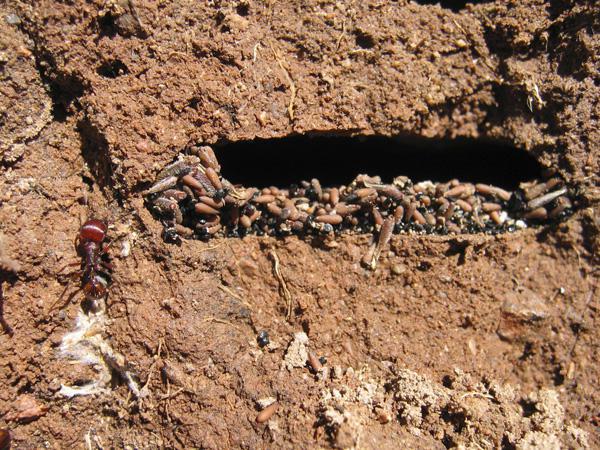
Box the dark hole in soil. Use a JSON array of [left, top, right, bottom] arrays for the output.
[[97, 60, 129, 78], [518, 398, 538, 418], [98, 13, 118, 38], [216, 135, 542, 190], [355, 30, 376, 49], [413, 0, 492, 12], [442, 375, 453, 388]]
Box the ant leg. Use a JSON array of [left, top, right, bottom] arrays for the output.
[[101, 260, 114, 271], [56, 261, 81, 274], [46, 279, 81, 315], [0, 283, 14, 337]]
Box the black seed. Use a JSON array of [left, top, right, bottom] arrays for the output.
[[257, 331, 270, 347]]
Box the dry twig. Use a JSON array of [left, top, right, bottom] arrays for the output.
[[269, 42, 297, 121], [268, 250, 293, 320]]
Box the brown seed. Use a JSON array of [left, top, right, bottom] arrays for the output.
[[524, 207, 548, 220], [205, 167, 222, 190], [315, 214, 343, 225], [474, 183, 494, 195], [444, 184, 467, 198], [372, 207, 384, 227], [404, 203, 416, 222], [424, 212, 436, 226], [355, 188, 376, 199], [267, 202, 283, 217], [198, 146, 221, 172], [366, 216, 395, 270], [229, 207, 240, 226], [455, 199, 473, 212], [240, 215, 252, 228], [249, 210, 262, 222], [437, 197, 450, 211], [315, 207, 327, 216], [256, 402, 278, 423], [421, 195, 431, 207], [524, 181, 549, 200], [475, 184, 511, 201], [254, 194, 276, 204], [446, 220, 461, 234], [207, 223, 222, 235], [283, 198, 298, 211], [199, 196, 224, 209], [308, 352, 323, 372], [482, 202, 501, 213], [194, 202, 220, 215], [489, 210, 504, 225], [444, 203, 456, 220], [412, 209, 427, 225], [544, 178, 562, 190], [182, 185, 196, 200], [329, 187, 340, 205], [174, 224, 195, 237], [335, 203, 361, 216], [394, 205, 404, 222], [261, 187, 272, 195], [204, 214, 221, 226], [377, 185, 404, 201], [182, 174, 206, 192], [311, 178, 323, 200]]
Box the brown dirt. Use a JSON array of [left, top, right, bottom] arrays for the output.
[[1, 0, 598, 448]]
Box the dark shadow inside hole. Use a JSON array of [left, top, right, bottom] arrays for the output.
[[215, 135, 542, 191], [97, 60, 129, 78], [412, 0, 493, 12]]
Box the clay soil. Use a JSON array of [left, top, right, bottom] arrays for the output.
[[1, 0, 599, 448]]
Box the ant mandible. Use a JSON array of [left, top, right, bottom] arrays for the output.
[[51, 219, 112, 313]]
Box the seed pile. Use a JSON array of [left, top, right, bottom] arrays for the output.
[[143, 146, 574, 245]]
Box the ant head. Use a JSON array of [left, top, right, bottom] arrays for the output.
[[80, 219, 108, 243]]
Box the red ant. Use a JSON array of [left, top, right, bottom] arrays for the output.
[[51, 219, 113, 313]]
